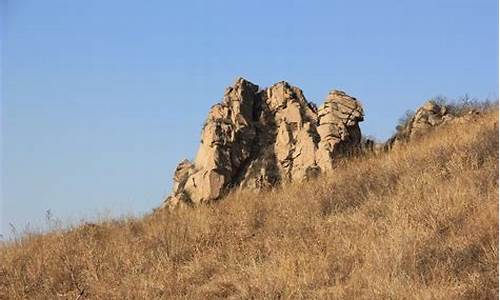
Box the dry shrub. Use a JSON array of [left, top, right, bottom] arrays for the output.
[[1, 111, 498, 299]]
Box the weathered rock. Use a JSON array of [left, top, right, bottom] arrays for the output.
[[316, 90, 364, 171], [162, 78, 365, 209], [386, 100, 455, 149]]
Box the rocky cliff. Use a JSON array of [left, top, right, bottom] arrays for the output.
[[162, 79, 480, 209], [163, 78, 364, 208]]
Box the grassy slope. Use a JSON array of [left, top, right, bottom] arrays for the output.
[[1, 111, 498, 299]]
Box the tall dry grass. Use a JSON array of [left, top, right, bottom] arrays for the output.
[[1, 111, 498, 299]]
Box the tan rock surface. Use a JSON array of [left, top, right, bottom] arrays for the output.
[[163, 78, 365, 209], [386, 100, 464, 149], [316, 90, 364, 171]]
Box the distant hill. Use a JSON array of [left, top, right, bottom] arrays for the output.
[[0, 107, 498, 299]]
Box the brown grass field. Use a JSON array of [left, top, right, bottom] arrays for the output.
[[1, 110, 498, 299]]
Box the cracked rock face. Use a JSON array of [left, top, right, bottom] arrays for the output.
[[317, 90, 364, 172], [162, 78, 364, 208]]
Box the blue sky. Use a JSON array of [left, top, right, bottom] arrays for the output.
[[1, 0, 498, 237]]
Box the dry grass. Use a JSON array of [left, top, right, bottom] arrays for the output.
[[1, 111, 498, 299]]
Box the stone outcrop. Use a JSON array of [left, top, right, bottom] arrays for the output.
[[407, 101, 452, 137], [163, 78, 364, 208], [386, 101, 449, 148], [316, 90, 364, 172], [386, 100, 461, 149]]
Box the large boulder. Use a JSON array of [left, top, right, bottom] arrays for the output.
[[162, 78, 365, 209]]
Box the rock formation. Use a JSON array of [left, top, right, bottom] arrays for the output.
[[163, 78, 364, 208], [316, 90, 364, 171], [386, 100, 453, 148], [385, 100, 485, 149]]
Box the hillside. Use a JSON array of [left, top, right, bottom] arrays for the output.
[[1, 110, 498, 299]]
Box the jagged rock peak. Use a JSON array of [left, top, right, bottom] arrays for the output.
[[162, 78, 365, 209]]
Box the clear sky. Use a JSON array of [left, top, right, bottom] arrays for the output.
[[1, 0, 498, 237]]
